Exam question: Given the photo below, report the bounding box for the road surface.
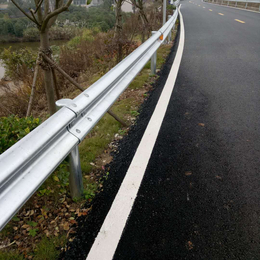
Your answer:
[61,1,260,259]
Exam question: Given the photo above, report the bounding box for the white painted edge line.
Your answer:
[202,0,260,13]
[86,6,185,260]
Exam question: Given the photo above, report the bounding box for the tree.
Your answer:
[129,0,149,42]
[10,0,73,115]
[114,0,124,62]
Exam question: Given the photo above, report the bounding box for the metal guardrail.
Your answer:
[0,2,180,231]
[205,0,260,10]
[223,0,260,2]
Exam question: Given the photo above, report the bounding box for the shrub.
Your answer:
[0,115,41,154]
[49,26,79,40]
[0,47,37,79]
[23,27,39,41]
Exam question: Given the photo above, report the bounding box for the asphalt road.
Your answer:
[60,2,260,259]
[112,2,260,260]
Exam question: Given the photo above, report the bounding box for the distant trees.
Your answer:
[57,5,115,31]
[0,3,116,40]
[0,16,31,37]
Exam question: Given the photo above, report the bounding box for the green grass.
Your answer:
[79,114,121,173]
[33,236,67,260]
[129,69,150,90]
[0,251,24,260]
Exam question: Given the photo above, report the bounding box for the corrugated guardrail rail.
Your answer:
[0,0,180,231]
[205,0,260,11]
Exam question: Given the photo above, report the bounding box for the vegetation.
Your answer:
[0,0,115,42]
[0,115,40,153]
[57,4,115,32]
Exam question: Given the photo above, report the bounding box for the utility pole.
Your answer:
[163,0,166,25]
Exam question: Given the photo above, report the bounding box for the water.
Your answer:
[0,63,4,79]
[0,40,67,79]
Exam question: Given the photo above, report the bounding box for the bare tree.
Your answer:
[114,0,124,62]
[11,0,73,115]
[129,0,150,42]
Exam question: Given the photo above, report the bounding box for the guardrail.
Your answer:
[0,1,180,231]
[204,0,260,11]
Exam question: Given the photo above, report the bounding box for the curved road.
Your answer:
[113,2,260,259]
[62,1,260,259]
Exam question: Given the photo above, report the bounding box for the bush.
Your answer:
[0,47,37,79]
[49,26,79,40]
[0,115,41,154]
[22,27,39,41]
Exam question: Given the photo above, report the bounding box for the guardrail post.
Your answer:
[55,99,84,199]
[69,145,84,198]
[235,1,237,6]
[227,1,229,5]
[168,15,172,43]
[151,31,157,75]
[245,2,248,8]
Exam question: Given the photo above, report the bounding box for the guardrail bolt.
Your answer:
[151,31,157,75]
[69,146,84,199]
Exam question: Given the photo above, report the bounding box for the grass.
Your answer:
[79,114,121,173]
[0,236,67,260]
[33,236,67,260]
[0,251,24,260]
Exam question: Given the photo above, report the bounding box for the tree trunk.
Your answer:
[40,30,56,115]
[115,0,123,63]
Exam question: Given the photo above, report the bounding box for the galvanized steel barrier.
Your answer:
[0,2,180,231]
[205,0,260,11]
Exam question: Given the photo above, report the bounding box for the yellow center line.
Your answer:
[209,9,213,11]
[218,13,224,15]
[198,4,201,6]
[235,19,245,23]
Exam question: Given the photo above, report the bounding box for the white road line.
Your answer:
[86,6,185,260]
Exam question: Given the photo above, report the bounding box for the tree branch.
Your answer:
[41,0,73,31]
[10,0,38,24]
[34,0,44,14]
[30,9,41,26]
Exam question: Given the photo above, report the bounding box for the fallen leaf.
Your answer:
[215,175,222,180]
[185,171,192,176]
[53,176,59,182]
[21,224,30,229]
[63,222,70,231]
[69,220,77,224]
[198,123,205,127]
[186,241,194,250]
